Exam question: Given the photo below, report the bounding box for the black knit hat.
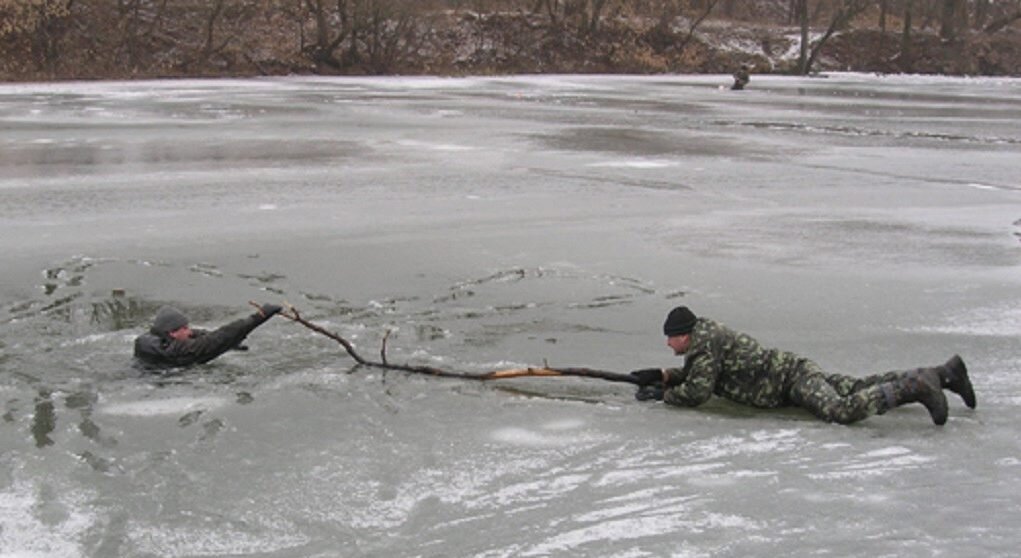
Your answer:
[150,306,189,336]
[663,306,697,336]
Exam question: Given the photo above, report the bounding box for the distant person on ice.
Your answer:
[731,64,751,90]
[629,306,975,425]
[134,303,282,368]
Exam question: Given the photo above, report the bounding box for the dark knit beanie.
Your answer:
[151,306,189,336]
[663,306,697,336]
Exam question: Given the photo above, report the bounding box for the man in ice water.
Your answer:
[629,306,975,425]
[731,64,751,90]
[134,303,282,368]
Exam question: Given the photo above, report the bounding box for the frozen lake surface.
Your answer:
[1,74,1020,557]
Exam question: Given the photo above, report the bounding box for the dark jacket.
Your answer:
[134,313,270,368]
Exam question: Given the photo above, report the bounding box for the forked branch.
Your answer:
[268,303,639,385]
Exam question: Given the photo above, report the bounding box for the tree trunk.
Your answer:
[983,10,1021,34]
[973,0,989,29]
[584,0,612,35]
[797,0,809,74]
[203,0,225,58]
[940,0,957,41]
[676,0,720,54]
[900,0,914,72]
[345,0,361,66]
[310,0,329,52]
[803,0,867,75]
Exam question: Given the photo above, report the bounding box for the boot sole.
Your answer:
[946,354,976,409]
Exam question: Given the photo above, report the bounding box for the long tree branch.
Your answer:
[264,303,640,385]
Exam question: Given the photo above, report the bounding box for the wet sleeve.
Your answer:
[160,313,269,366]
[663,351,717,407]
[133,334,164,363]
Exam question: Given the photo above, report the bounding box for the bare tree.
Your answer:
[676,0,721,54]
[983,2,1021,34]
[646,0,720,55]
[799,0,869,74]
[796,0,809,73]
[973,0,990,29]
[899,0,915,72]
[0,0,73,71]
[362,0,423,74]
[534,0,617,37]
[296,0,426,73]
[940,0,963,41]
[303,0,346,68]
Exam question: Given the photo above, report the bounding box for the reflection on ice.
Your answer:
[587,159,680,168]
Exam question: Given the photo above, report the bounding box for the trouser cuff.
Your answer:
[879,383,897,413]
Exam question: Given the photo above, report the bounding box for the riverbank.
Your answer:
[3,9,1020,82]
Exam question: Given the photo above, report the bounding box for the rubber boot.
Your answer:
[937,354,975,409]
[880,368,949,425]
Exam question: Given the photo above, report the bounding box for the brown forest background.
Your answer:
[2,0,1020,81]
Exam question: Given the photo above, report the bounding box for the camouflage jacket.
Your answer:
[663,318,803,409]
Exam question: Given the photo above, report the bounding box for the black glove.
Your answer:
[257,303,283,318]
[629,368,664,387]
[635,385,664,401]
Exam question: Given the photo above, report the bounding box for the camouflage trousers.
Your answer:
[786,360,904,424]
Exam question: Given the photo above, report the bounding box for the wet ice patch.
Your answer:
[587,159,678,169]
[481,473,592,509]
[687,469,778,488]
[808,446,933,480]
[542,418,586,431]
[683,430,803,461]
[257,203,278,210]
[60,332,123,347]
[491,427,573,447]
[0,479,96,558]
[128,523,309,557]
[490,417,599,447]
[518,511,762,556]
[903,301,1021,337]
[98,396,229,417]
[395,139,473,152]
